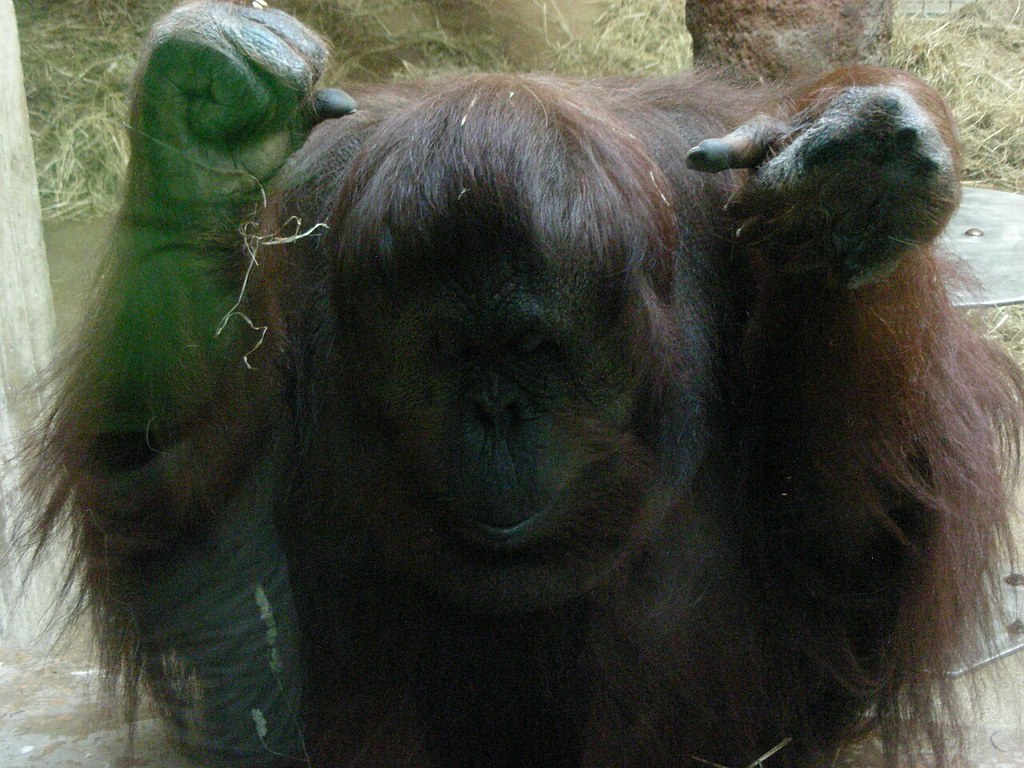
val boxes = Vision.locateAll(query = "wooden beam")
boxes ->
[0,0,61,649]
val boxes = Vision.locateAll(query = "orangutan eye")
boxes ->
[516,332,561,359]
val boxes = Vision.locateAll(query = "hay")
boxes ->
[17,0,1024,220]
[970,304,1024,363]
[15,0,524,220]
[14,1,164,220]
[297,0,688,80]
[293,0,512,82]
[551,0,690,77]
[889,0,1024,367]
[892,0,1024,193]
[14,0,693,220]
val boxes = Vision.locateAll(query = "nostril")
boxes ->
[470,398,521,431]
[468,382,521,429]
[471,398,497,428]
[506,399,524,426]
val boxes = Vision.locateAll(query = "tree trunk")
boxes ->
[686,0,894,82]
[0,0,61,649]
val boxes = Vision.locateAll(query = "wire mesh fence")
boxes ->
[898,0,972,15]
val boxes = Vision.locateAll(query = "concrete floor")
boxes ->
[0,647,203,768]
[1,642,1022,767]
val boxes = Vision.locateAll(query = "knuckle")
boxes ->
[780,86,955,177]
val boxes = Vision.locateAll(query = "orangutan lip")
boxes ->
[458,515,541,549]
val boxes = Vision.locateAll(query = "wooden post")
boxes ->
[0,0,61,648]
[686,0,894,81]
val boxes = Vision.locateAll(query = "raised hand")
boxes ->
[126,0,353,217]
[688,67,960,287]
[70,2,355,501]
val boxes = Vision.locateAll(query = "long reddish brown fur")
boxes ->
[15,53,1024,768]
[735,67,1024,764]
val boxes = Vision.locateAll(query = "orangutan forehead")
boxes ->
[325,75,679,292]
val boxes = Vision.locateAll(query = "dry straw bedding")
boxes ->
[13,0,1024,359]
